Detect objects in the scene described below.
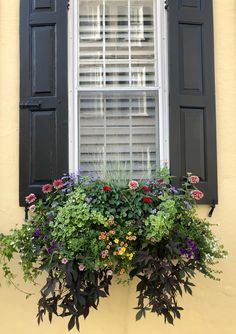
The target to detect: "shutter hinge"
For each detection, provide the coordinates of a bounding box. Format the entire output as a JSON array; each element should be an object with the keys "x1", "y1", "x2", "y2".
[
  {"x1": 208, "y1": 200, "x2": 216, "y2": 218},
  {"x1": 164, "y1": 0, "x2": 169, "y2": 10},
  {"x1": 67, "y1": 0, "x2": 70, "y2": 10}
]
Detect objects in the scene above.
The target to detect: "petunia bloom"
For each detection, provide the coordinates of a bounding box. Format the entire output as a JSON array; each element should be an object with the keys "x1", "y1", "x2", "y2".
[
  {"x1": 61, "y1": 257, "x2": 68, "y2": 264},
  {"x1": 191, "y1": 189, "x2": 204, "y2": 200},
  {"x1": 128, "y1": 180, "x2": 139, "y2": 190},
  {"x1": 78, "y1": 263, "x2": 85, "y2": 271},
  {"x1": 29, "y1": 204, "x2": 36, "y2": 213},
  {"x1": 25, "y1": 193, "x2": 36, "y2": 204}
]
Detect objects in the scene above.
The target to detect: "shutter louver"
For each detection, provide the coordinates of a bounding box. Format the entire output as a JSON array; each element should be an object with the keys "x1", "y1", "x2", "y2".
[
  {"x1": 169, "y1": 0, "x2": 218, "y2": 204},
  {"x1": 19, "y1": 0, "x2": 68, "y2": 206}
]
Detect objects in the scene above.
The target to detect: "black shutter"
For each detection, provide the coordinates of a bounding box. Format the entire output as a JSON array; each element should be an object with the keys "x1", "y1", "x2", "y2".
[
  {"x1": 168, "y1": 0, "x2": 217, "y2": 204},
  {"x1": 19, "y1": 0, "x2": 68, "y2": 206}
]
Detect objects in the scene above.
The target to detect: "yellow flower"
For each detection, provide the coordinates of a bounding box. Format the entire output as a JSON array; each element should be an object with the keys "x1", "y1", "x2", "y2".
[
  {"x1": 129, "y1": 253, "x2": 134, "y2": 260},
  {"x1": 114, "y1": 239, "x2": 119, "y2": 244},
  {"x1": 118, "y1": 247, "x2": 126, "y2": 255},
  {"x1": 128, "y1": 232, "x2": 132, "y2": 236}
]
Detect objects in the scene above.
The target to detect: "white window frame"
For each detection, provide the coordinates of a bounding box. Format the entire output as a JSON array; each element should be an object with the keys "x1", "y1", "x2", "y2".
[{"x1": 68, "y1": 0, "x2": 169, "y2": 174}]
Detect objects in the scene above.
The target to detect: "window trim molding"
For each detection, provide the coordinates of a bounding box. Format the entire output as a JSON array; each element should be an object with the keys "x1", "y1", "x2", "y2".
[{"x1": 68, "y1": 0, "x2": 169, "y2": 174}]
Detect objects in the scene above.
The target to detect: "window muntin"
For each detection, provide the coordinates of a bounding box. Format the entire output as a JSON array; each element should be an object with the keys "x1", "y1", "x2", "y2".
[{"x1": 69, "y1": 0, "x2": 168, "y2": 177}]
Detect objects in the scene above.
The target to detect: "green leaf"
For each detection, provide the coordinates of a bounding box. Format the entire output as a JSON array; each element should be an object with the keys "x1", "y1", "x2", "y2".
[{"x1": 136, "y1": 309, "x2": 143, "y2": 321}]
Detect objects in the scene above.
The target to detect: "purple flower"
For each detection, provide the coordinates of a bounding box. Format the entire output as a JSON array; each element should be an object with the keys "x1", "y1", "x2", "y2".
[
  {"x1": 170, "y1": 186, "x2": 178, "y2": 194},
  {"x1": 180, "y1": 239, "x2": 198, "y2": 258},
  {"x1": 184, "y1": 200, "x2": 192, "y2": 209},
  {"x1": 47, "y1": 240, "x2": 57, "y2": 254},
  {"x1": 86, "y1": 197, "x2": 92, "y2": 204},
  {"x1": 47, "y1": 246, "x2": 54, "y2": 254},
  {"x1": 150, "y1": 208, "x2": 157, "y2": 214},
  {"x1": 32, "y1": 225, "x2": 41, "y2": 237}
]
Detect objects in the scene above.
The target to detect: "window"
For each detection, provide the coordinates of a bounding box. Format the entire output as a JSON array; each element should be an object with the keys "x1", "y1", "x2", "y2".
[
  {"x1": 68, "y1": 0, "x2": 169, "y2": 178},
  {"x1": 19, "y1": 0, "x2": 217, "y2": 205}
]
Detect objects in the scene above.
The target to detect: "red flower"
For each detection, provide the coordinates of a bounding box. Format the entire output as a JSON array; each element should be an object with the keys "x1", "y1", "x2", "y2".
[
  {"x1": 188, "y1": 175, "x2": 200, "y2": 184},
  {"x1": 142, "y1": 185, "x2": 150, "y2": 192},
  {"x1": 103, "y1": 185, "x2": 111, "y2": 192},
  {"x1": 53, "y1": 179, "x2": 63, "y2": 189},
  {"x1": 25, "y1": 193, "x2": 36, "y2": 204},
  {"x1": 42, "y1": 183, "x2": 53, "y2": 193},
  {"x1": 128, "y1": 180, "x2": 139, "y2": 190},
  {"x1": 143, "y1": 196, "x2": 152, "y2": 203},
  {"x1": 191, "y1": 189, "x2": 204, "y2": 200},
  {"x1": 157, "y1": 178, "x2": 164, "y2": 183}
]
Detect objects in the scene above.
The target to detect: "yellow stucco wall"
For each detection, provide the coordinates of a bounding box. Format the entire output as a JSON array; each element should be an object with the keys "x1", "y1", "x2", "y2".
[{"x1": 0, "y1": 0, "x2": 235, "y2": 333}]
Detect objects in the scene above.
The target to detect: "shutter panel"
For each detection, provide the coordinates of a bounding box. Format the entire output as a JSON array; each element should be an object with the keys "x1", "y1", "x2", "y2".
[
  {"x1": 168, "y1": 0, "x2": 218, "y2": 204},
  {"x1": 19, "y1": 0, "x2": 68, "y2": 206}
]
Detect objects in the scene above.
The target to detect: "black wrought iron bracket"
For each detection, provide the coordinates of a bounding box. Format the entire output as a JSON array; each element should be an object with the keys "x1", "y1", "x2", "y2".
[{"x1": 208, "y1": 200, "x2": 216, "y2": 218}]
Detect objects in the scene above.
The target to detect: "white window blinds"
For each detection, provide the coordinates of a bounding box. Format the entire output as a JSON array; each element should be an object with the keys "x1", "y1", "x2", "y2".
[
  {"x1": 77, "y1": 0, "x2": 160, "y2": 178},
  {"x1": 78, "y1": 0, "x2": 156, "y2": 87}
]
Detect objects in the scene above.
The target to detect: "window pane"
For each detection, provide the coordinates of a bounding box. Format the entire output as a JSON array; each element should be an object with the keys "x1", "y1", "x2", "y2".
[
  {"x1": 78, "y1": 91, "x2": 159, "y2": 178},
  {"x1": 78, "y1": 0, "x2": 157, "y2": 88}
]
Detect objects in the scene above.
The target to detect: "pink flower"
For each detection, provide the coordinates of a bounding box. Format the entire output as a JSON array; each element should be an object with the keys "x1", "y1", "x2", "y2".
[
  {"x1": 53, "y1": 179, "x2": 63, "y2": 189},
  {"x1": 191, "y1": 189, "x2": 204, "y2": 200},
  {"x1": 42, "y1": 183, "x2": 53, "y2": 193},
  {"x1": 29, "y1": 205, "x2": 36, "y2": 213},
  {"x1": 78, "y1": 263, "x2": 85, "y2": 271},
  {"x1": 103, "y1": 185, "x2": 111, "y2": 192},
  {"x1": 188, "y1": 175, "x2": 200, "y2": 184},
  {"x1": 25, "y1": 193, "x2": 36, "y2": 204},
  {"x1": 61, "y1": 257, "x2": 68, "y2": 264},
  {"x1": 128, "y1": 180, "x2": 139, "y2": 190},
  {"x1": 142, "y1": 185, "x2": 150, "y2": 192},
  {"x1": 143, "y1": 195, "x2": 152, "y2": 203},
  {"x1": 101, "y1": 250, "x2": 108, "y2": 258}
]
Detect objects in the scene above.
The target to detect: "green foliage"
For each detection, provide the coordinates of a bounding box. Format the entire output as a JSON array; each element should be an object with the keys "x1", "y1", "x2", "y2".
[{"x1": 0, "y1": 170, "x2": 227, "y2": 331}]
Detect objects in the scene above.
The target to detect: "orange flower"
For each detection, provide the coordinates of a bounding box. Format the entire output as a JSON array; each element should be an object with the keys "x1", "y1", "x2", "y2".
[{"x1": 120, "y1": 268, "x2": 125, "y2": 275}]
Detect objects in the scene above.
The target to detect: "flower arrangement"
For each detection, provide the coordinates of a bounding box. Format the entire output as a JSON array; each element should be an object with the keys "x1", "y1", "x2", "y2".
[{"x1": 0, "y1": 171, "x2": 226, "y2": 331}]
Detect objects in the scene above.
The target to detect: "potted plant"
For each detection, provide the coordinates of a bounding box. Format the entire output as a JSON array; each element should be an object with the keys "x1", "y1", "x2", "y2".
[{"x1": 0, "y1": 170, "x2": 226, "y2": 331}]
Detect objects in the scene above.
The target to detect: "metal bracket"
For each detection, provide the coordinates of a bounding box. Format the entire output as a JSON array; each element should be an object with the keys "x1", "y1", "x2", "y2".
[
  {"x1": 25, "y1": 205, "x2": 29, "y2": 222},
  {"x1": 208, "y1": 201, "x2": 216, "y2": 218}
]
